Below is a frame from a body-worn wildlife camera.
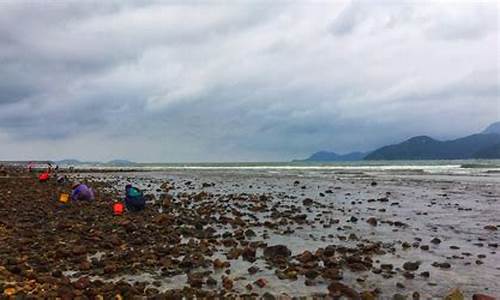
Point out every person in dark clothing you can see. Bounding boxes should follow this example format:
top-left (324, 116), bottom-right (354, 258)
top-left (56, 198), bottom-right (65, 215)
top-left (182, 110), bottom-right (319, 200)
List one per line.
top-left (124, 184), bottom-right (145, 212)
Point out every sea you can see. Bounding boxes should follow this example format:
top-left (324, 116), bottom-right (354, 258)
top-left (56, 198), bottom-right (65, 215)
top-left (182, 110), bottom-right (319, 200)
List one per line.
top-left (54, 159), bottom-right (500, 176)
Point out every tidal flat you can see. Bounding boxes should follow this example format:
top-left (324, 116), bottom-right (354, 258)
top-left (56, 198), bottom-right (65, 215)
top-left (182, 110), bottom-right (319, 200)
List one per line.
top-left (1, 165), bottom-right (499, 299)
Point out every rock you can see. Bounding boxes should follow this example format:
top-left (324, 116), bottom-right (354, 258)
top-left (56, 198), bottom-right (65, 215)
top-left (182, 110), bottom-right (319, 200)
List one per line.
top-left (187, 273), bottom-right (203, 288)
top-left (244, 229), bottom-right (256, 237)
top-left (444, 288), bottom-right (464, 300)
top-left (222, 277), bottom-right (233, 290)
top-left (360, 291), bottom-right (377, 300)
top-left (328, 282), bottom-right (360, 299)
top-left (73, 276), bottom-right (90, 290)
top-left (72, 245), bottom-right (87, 256)
top-left (322, 268), bottom-right (343, 280)
top-left (263, 245), bottom-right (291, 258)
top-left (484, 225), bottom-right (497, 231)
top-left (242, 247), bottom-right (256, 262)
top-left (350, 216), bottom-right (358, 222)
top-left (297, 250), bottom-right (315, 263)
top-left (248, 266), bottom-right (259, 274)
top-left (402, 242), bottom-right (411, 249)
top-left (393, 294), bottom-right (406, 300)
top-left (472, 294), bottom-right (496, 300)
top-left (254, 278), bottom-right (268, 288)
top-left (206, 276), bottom-right (217, 286)
top-left (262, 292), bottom-right (276, 300)
top-left (430, 238), bottom-right (441, 244)
top-left (213, 258), bottom-right (227, 269)
top-left (79, 261), bottom-right (91, 271)
top-left (304, 269), bottom-right (320, 279)
top-left (371, 181), bottom-right (377, 186)
top-left (419, 271), bottom-right (430, 278)
top-left (366, 217), bottom-right (378, 226)
top-left (402, 261), bottom-right (420, 271)
top-left (324, 245), bottom-right (336, 257)
top-left (412, 292), bottom-right (420, 300)
top-left (432, 262), bottom-right (451, 269)
top-left (302, 198), bottom-right (313, 206)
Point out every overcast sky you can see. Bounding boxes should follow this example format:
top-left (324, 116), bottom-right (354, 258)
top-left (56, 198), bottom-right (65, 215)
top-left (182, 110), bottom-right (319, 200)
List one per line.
top-left (0, 1), bottom-right (498, 162)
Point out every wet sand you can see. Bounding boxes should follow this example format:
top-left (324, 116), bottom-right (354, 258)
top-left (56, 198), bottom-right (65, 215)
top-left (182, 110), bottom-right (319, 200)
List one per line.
top-left (0, 166), bottom-right (498, 299)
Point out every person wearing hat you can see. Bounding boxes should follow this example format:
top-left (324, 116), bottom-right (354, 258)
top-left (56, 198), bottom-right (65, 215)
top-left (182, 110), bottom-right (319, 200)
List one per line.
top-left (124, 184), bottom-right (145, 212)
top-left (71, 182), bottom-right (95, 201)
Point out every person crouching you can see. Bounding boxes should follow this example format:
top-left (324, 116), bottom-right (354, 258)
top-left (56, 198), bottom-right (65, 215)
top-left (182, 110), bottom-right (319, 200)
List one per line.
top-left (125, 184), bottom-right (145, 212)
top-left (71, 183), bottom-right (96, 201)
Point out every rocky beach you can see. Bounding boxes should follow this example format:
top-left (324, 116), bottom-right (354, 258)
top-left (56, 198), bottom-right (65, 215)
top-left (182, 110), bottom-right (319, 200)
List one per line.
top-left (0, 164), bottom-right (499, 299)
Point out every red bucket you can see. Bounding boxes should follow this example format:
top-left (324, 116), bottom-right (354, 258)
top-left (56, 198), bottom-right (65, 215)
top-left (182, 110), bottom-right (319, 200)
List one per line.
top-left (38, 172), bottom-right (49, 182)
top-left (113, 202), bottom-right (124, 216)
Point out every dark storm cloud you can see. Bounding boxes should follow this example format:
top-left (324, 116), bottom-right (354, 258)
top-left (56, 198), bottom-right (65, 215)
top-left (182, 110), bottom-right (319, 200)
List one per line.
top-left (0, 1), bottom-right (498, 162)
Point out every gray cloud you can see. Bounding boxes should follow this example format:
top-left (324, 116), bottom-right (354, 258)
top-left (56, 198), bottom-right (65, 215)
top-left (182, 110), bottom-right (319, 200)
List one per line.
top-left (0, 0), bottom-right (498, 162)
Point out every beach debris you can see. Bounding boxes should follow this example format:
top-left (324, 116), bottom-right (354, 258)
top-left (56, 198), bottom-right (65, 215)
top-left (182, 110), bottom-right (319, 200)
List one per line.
top-left (444, 288), bottom-right (464, 300)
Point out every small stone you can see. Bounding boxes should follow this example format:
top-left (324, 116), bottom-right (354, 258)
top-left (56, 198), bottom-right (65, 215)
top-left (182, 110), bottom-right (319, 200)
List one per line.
top-left (366, 217), bottom-right (378, 226)
top-left (302, 198), bottom-right (313, 206)
top-left (222, 277), bottom-right (233, 290)
top-left (472, 294), bottom-right (496, 300)
top-left (419, 271), bottom-right (430, 278)
top-left (73, 277), bottom-right (90, 290)
top-left (254, 278), bottom-right (268, 288)
top-left (328, 282), bottom-right (360, 298)
top-left (263, 245), bottom-right (291, 258)
top-left (402, 261), bottom-right (420, 271)
top-left (213, 258), bottom-right (226, 269)
top-left (484, 225), bottom-right (497, 231)
top-left (248, 266), bottom-right (259, 274)
top-left (360, 291), bottom-right (377, 300)
top-left (430, 238), bottom-right (441, 244)
top-left (393, 294), bottom-right (406, 300)
top-left (206, 277), bottom-right (217, 286)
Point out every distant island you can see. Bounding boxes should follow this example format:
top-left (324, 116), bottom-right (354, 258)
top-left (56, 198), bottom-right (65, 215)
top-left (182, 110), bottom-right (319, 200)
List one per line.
top-left (55, 159), bottom-right (137, 166)
top-left (296, 151), bottom-right (367, 162)
top-left (298, 121), bottom-right (500, 161)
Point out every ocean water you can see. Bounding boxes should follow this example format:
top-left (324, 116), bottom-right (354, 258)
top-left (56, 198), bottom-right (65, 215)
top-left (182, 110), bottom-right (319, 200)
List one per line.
top-left (63, 159), bottom-right (500, 176)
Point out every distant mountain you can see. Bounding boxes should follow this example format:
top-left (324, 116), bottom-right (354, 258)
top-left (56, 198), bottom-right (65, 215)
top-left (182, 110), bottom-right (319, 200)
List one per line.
top-left (474, 143), bottom-right (500, 159)
top-left (299, 151), bottom-right (366, 162)
top-left (365, 133), bottom-right (500, 160)
top-left (483, 121), bottom-right (500, 135)
top-left (56, 159), bottom-right (87, 165)
top-left (297, 121), bottom-right (500, 162)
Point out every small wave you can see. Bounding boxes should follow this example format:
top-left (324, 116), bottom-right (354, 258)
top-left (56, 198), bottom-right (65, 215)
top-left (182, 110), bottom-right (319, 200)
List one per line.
top-left (461, 163), bottom-right (500, 169)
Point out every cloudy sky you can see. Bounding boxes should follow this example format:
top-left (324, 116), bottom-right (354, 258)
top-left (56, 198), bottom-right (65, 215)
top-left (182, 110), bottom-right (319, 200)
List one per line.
top-left (0, 1), bottom-right (498, 162)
